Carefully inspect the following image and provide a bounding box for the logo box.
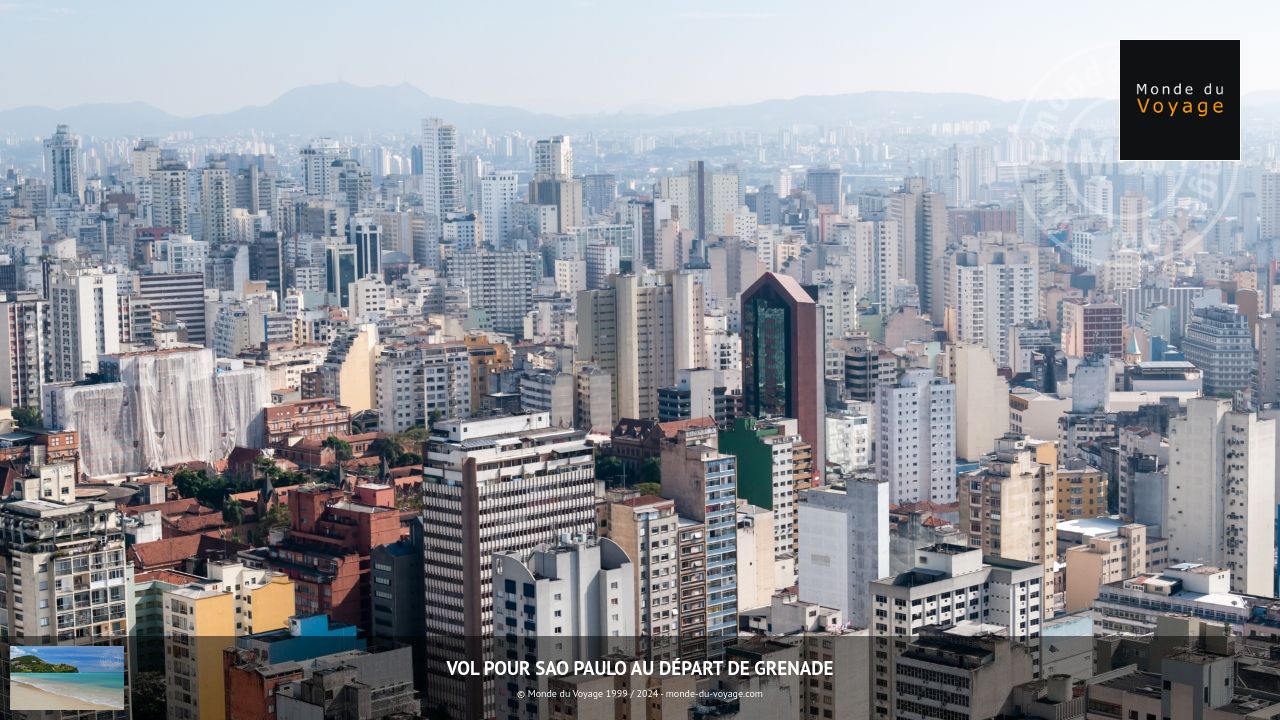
[1120,39,1240,161]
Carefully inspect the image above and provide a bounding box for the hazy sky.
[0,0,1271,115]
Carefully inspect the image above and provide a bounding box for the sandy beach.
[9,678,124,711]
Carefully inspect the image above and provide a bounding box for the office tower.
[479,171,519,247]
[945,234,1038,368]
[578,271,706,420]
[1084,175,1114,225]
[583,242,620,289]
[797,475,888,627]
[421,413,596,718]
[250,231,285,309]
[534,135,573,178]
[1182,304,1255,398]
[445,251,542,335]
[42,347,267,477]
[299,137,344,196]
[958,434,1058,595]
[740,272,825,474]
[201,160,233,244]
[44,123,83,203]
[48,266,120,382]
[582,173,617,216]
[888,180,947,320]
[492,537,634,719]
[869,545,1044,717]
[1262,172,1280,241]
[162,563,295,720]
[876,368,957,504]
[0,291,48,410]
[805,166,841,211]
[151,159,191,233]
[325,244,358,307]
[1165,397,1276,595]
[421,118,459,244]
[1061,299,1124,359]
[1256,315,1280,408]
[346,217,382,279]
[528,176,584,233]
[659,424,737,655]
[375,340,470,432]
[136,271,207,345]
[719,416,810,573]
[942,342,1011,462]
[1119,192,1149,247]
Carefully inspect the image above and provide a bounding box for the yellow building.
[162,561,295,720]
[1056,464,1108,519]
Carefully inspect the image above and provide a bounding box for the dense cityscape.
[3,27,1280,718]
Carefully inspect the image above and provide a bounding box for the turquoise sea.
[10,672,125,709]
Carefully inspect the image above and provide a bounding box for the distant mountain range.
[3,82,1280,138]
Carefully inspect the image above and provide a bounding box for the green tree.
[322,435,354,461]
[222,498,246,525]
[263,502,290,528]
[639,457,662,485]
[12,406,41,429]
[595,454,624,486]
[633,482,662,497]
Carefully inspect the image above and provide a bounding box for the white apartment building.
[797,475,889,628]
[876,369,957,504]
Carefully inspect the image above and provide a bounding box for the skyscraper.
[346,217,382,279]
[44,124,83,203]
[1164,398,1276,595]
[739,272,825,474]
[888,179,947,321]
[299,137,344,196]
[421,413,596,718]
[944,233,1039,368]
[1182,304,1255,398]
[0,291,48,410]
[479,171,518,248]
[201,160,233,244]
[48,266,120,382]
[877,368,957,503]
[421,118,459,253]
[797,475,888,628]
[805,166,842,212]
[534,135,573,178]
[151,159,191,234]
[578,271,706,420]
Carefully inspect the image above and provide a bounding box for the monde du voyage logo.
[1120,40,1240,161]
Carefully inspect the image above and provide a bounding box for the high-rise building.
[658,423,738,655]
[1063,522,1167,612]
[1164,397,1275,595]
[421,118,459,248]
[805,166,842,212]
[797,475,888,627]
[719,417,809,570]
[151,159,191,234]
[1061,299,1124,359]
[1256,314,1280,408]
[374,340,471,432]
[1261,171,1280,241]
[597,491,682,652]
[201,160,233,244]
[325,244,358,308]
[877,368,957,504]
[1084,175,1114,225]
[1182,304,1255,398]
[346,217,382,279]
[582,173,617,216]
[534,135,573,179]
[740,272,825,474]
[299,137,344,196]
[888,180,948,321]
[48,266,120,382]
[135,271,207,345]
[958,434,1058,595]
[578,271,706,420]
[869,545,1044,717]
[421,413,596,718]
[479,171,519,248]
[942,342,1011,462]
[492,537,634,720]
[44,124,83,203]
[445,251,542,335]
[944,233,1038,368]
[0,291,48,410]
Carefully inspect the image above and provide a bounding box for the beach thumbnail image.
[8,645,125,711]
